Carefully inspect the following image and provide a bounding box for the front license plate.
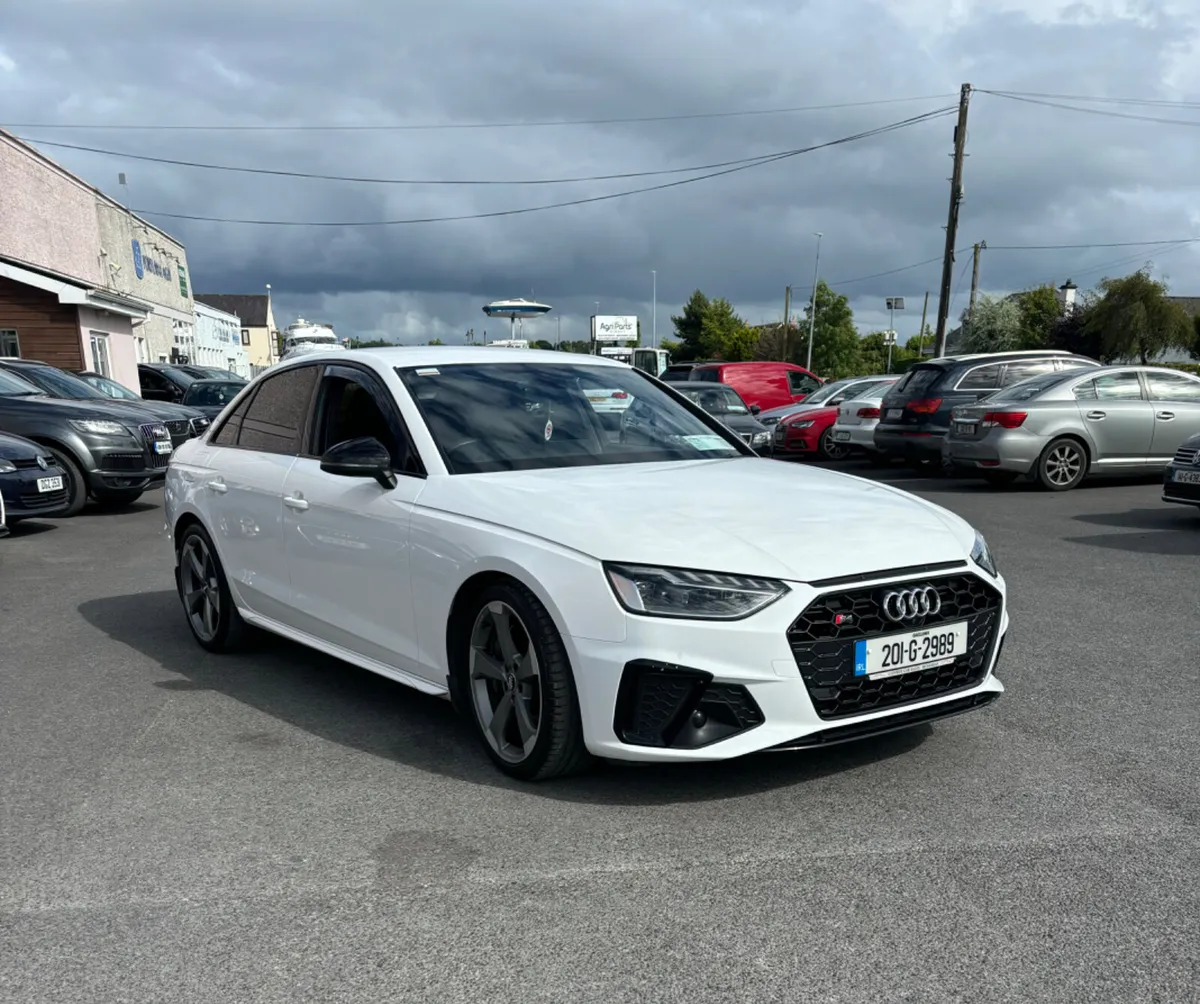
[833,430,851,441]
[37,476,64,493]
[886,408,902,420]
[153,440,173,455]
[1173,469,1200,484]
[953,421,976,436]
[854,622,968,680]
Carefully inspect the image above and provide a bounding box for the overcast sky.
[4,0,1200,345]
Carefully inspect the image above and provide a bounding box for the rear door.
[1144,369,1200,461]
[1072,370,1154,467]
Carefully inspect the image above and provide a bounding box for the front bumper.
[0,468,72,520]
[773,424,820,455]
[82,427,175,492]
[1162,465,1200,506]
[568,565,1008,762]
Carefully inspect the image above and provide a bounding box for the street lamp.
[885,296,905,373]
[651,270,657,349]
[805,233,822,373]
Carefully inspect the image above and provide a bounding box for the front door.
[281,364,429,680]
[1072,370,1155,467]
[1144,369,1200,461]
[200,363,319,627]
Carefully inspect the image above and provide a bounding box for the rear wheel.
[819,427,850,461]
[91,487,144,509]
[456,581,592,781]
[1036,437,1087,491]
[42,446,87,517]
[176,523,247,652]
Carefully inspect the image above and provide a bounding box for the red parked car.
[773,406,849,460]
[687,361,822,412]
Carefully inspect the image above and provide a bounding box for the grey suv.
[0,367,176,515]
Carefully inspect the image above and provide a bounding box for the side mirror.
[830,396,844,406]
[319,436,397,489]
[750,404,761,415]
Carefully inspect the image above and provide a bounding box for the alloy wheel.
[468,600,542,764]
[1044,443,1083,487]
[180,535,222,642]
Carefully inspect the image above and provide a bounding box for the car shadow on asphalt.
[1065,506,1200,555]
[77,589,934,805]
[2,519,58,537]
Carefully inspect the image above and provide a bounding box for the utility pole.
[968,240,986,320]
[651,270,657,349]
[916,290,930,357]
[934,83,971,358]
[805,232,823,372]
[781,285,792,361]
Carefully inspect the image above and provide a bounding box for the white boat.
[280,318,345,360]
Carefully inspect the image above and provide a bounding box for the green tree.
[427,338,445,346]
[347,337,392,348]
[530,339,555,350]
[699,297,756,360]
[1192,315,1200,362]
[961,294,1021,353]
[1014,284,1061,350]
[793,280,861,378]
[1049,294,1102,359]
[1085,269,1193,363]
[669,290,711,360]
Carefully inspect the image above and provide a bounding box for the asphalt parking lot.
[2,464,1198,1004]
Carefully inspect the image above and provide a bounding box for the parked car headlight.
[604,563,790,620]
[751,431,770,446]
[0,459,16,473]
[69,419,129,437]
[971,531,998,577]
[787,419,815,429]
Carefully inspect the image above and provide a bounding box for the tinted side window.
[238,365,318,454]
[1146,372,1200,402]
[789,372,821,395]
[140,369,169,393]
[211,392,254,445]
[312,369,420,473]
[956,364,1002,390]
[1002,360,1056,385]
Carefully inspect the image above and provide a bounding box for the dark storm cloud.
[3,0,1199,342]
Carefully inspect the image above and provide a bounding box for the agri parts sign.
[592,315,637,342]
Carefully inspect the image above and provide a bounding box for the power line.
[12,133,916,187]
[981,89,1200,110]
[978,90,1200,128]
[0,93,957,133]
[829,255,945,287]
[128,105,955,227]
[986,238,1200,250]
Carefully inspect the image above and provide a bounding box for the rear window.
[691,368,720,383]
[956,364,1003,391]
[893,366,944,396]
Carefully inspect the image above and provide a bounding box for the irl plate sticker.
[544,420,553,441]
[853,640,868,676]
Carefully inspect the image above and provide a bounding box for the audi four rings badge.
[881,586,941,622]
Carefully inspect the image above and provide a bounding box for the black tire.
[91,487,145,509]
[454,580,592,781]
[41,445,87,517]
[982,470,1018,487]
[819,427,850,461]
[175,522,248,652]
[1036,436,1088,492]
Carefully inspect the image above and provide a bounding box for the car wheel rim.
[468,601,542,764]
[822,431,847,460]
[1046,444,1082,486]
[180,536,221,642]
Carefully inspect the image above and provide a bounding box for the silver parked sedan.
[944,365,1200,490]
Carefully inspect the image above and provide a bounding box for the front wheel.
[456,581,592,781]
[1036,437,1087,491]
[819,427,850,461]
[42,446,87,517]
[176,523,248,652]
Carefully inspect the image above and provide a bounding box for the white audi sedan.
[164,348,1008,780]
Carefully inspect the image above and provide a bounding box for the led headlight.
[605,563,790,620]
[69,419,129,437]
[751,431,770,446]
[787,419,815,429]
[971,531,998,577]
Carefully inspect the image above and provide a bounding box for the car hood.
[418,458,977,581]
[77,398,204,421]
[759,401,824,422]
[0,431,44,459]
[0,394,164,425]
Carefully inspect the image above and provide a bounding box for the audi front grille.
[786,573,1002,720]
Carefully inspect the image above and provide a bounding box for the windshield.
[289,334,337,345]
[803,377,862,405]
[679,386,748,415]
[980,370,1078,404]
[0,368,47,396]
[397,362,745,474]
[184,381,244,407]
[158,366,197,387]
[10,365,108,399]
[84,374,141,400]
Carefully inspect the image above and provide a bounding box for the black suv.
[0,366,177,515]
[874,350,1100,466]
[139,363,200,403]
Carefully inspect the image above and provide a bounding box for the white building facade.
[193,300,250,377]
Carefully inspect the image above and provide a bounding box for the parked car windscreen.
[11,365,109,400]
[155,366,198,388]
[82,373,142,400]
[183,381,244,408]
[0,369,46,397]
[397,362,745,474]
[678,386,749,415]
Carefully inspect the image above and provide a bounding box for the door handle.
[1156,411,1175,421]
[1085,411,1106,421]
[283,494,309,511]
[206,479,228,494]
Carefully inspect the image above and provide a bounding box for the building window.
[0,330,18,358]
[89,332,112,377]
[241,328,251,346]
[135,336,148,363]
